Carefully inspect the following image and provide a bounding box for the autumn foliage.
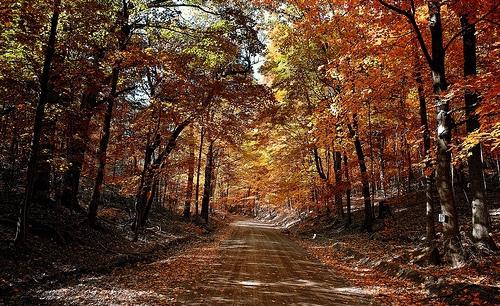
[0,0,498,271]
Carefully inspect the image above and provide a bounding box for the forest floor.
[1,188,499,305]
[0,198,230,305]
[6,218,376,305]
[287,188,500,305]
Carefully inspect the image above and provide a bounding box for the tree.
[88,0,131,226]
[455,6,496,251]
[414,46,440,264]
[343,152,352,225]
[348,115,373,231]
[257,0,498,264]
[201,140,215,223]
[334,151,344,218]
[15,0,61,244]
[183,126,195,219]
[378,0,463,266]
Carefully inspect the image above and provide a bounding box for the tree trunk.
[348,114,373,231]
[428,1,462,266]
[142,177,158,227]
[134,165,155,240]
[161,178,168,208]
[5,124,19,199]
[88,2,130,225]
[195,126,205,217]
[133,94,211,234]
[210,149,219,211]
[343,152,352,225]
[406,139,412,193]
[376,0,461,263]
[378,136,387,198]
[461,15,495,249]
[313,147,329,216]
[132,132,159,231]
[224,185,230,209]
[395,131,402,199]
[61,92,96,211]
[415,46,440,264]
[183,127,195,219]
[201,141,214,224]
[133,120,191,240]
[61,47,104,210]
[33,141,53,206]
[313,148,327,180]
[87,67,120,225]
[15,0,61,244]
[398,82,411,198]
[334,151,343,218]
[368,101,376,219]
[378,0,464,264]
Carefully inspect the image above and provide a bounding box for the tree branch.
[312,148,328,180]
[147,1,220,16]
[377,0,433,69]
[377,0,411,18]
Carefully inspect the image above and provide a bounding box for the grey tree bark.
[428,1,462,265]
[461,15,495,249]
[415,47,440,265]
[378,0,463,266]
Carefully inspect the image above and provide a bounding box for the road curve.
[177,220,375,306]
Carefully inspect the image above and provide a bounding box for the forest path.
[176,220,375,305]
[28,219,375,305]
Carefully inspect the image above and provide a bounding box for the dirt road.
[28,220,375,305]
[176,220,374,305]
